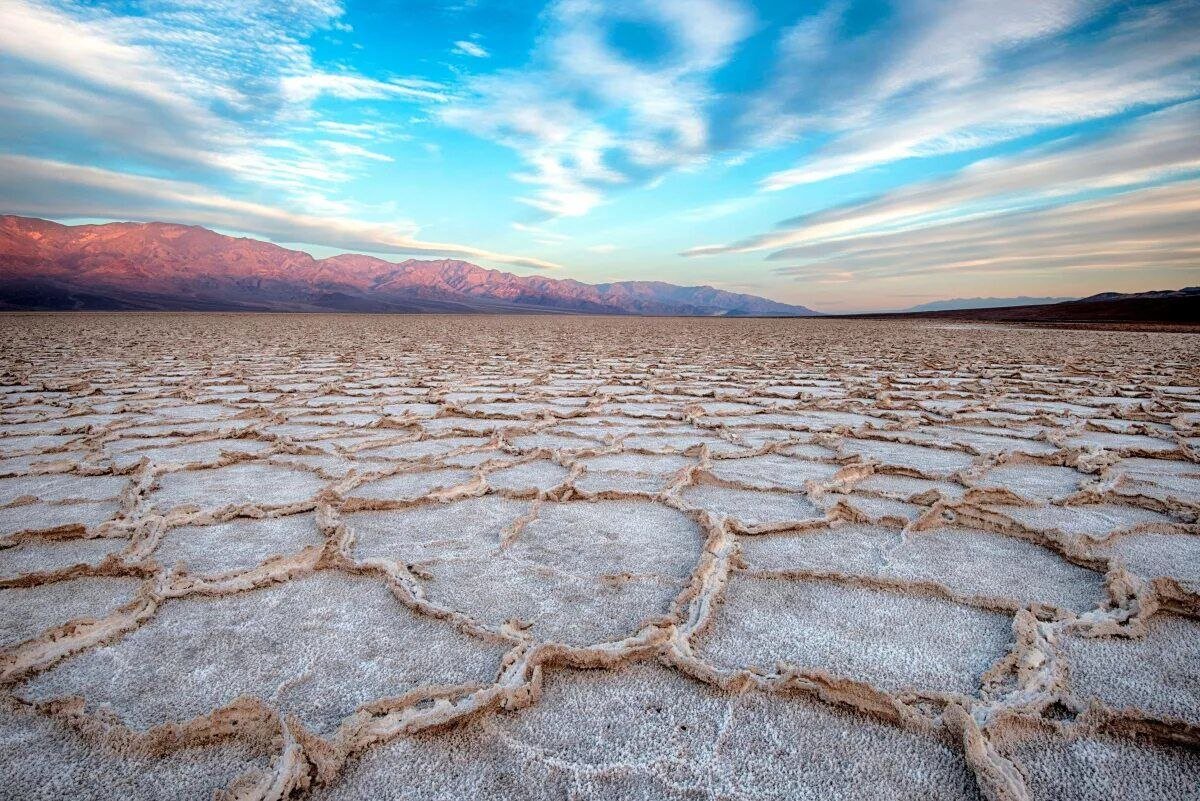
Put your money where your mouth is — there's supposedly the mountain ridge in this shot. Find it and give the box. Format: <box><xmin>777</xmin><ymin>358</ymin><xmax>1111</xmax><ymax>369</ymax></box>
<box><xmin>900</xmin><ymin>296</ymin><xmax>1077</xmax><ymax>313</ymax></box>
<box><xmin>0</xmin><ymin>216</ymin><xmax>820</xmax><ymax>316</ymax></box>
<box><xmin>837</xmin><ymin>287</ymin><xmax>1199</xmax><ymax>325</ymax></box>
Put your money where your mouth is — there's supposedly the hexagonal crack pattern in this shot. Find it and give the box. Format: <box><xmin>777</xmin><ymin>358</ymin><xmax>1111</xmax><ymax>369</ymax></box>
<box><xmin>0</xmin><ymin>313</ymin><xmax>1197</xmax><ymax>800</ymax></box>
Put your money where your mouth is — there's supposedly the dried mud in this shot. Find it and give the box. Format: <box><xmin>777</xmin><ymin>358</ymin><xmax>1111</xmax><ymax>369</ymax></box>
<box><xmin>0</xmin><ymin>312</ymin><xmax>1197</xmax><ymax>800</ymax></box>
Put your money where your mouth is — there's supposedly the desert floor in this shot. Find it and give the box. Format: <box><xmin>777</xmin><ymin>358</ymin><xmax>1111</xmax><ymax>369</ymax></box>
<box><xmin>0</xmin><ymin>313</ymin><xmax>1197</xmax><ymax>800</ymax></box>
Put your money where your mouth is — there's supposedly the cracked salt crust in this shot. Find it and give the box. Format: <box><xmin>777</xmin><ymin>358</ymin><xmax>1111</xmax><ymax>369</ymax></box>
<box><xmin>0</xmin><ymin>313</ymin><xmax>1197</xmax><ymax>799</ymax></box>
<box><xmin>0</xmin><ymin>700</ymin><xmax>273</xmax><ymax>801</ymax></box>
<box><xmin>347</xmin><ymin>469</ymin><xmax>475</xmax><ymax>502</ymax></box>
<box><xmin>0</xmin><ymin>499</ymin><xmax>121</xmax><ymax>539</ymax></box>
<box><xmin>0</xmin><ymin>536</ymin><xmax>128</xmax><ymax>582</ymax></box>
<box><xmin>147</xmin><ymin>463</ymin><xmax>326</xmax><ymax>513</ymax></box>
<box><xmin>485</xmin><ymin>460</ymin><xmax>570</xmax><ymax>493</ymax></box>
<box><xmin>0</xmin><ymin>474</ymin><xmax>127</xmax><ymax>505</ymax></box>
<box><xmin>154</xmin><ymin>513</ymin><xmax>325</xmax><ymax>576</ymax></box>
<box><xmin>0</xmin><ymin>577</ymin><xmax>142</xmax><ymax>648</ymax></box>
<box><xmin>415</xmin><ymin>500</ymin><xmax>701</xmax><ymax>645</ymax></box>
<box><xmin>682</xmin><ymin>484</ymin><xmax>822</xmax><ymax>528</ymax></box>
<box><xmin>706</xmin><ymin>453</ymin><xmax>840</xmax><ymax>491</ymax></box>
<box><xmin>347</xmin><ymin>496</ymin><xmax>531</xmax><ymax>561</ymax></box>
<box><xmin>698</xmin><ymin>575</ymin><xmax>1015</xmax><ymax>695</ymax></box>
<box><xmin>1096</xmin><ymin>531</ymin><xmax>1200</xmax><ymax>591</ymax></box>
<box><xmin>967</xmin><ymin>464</ymin><xmax>1089</xmax><ymax>503</ymax></box>
<box><xmin>1064</xmin><ymin>613</ymin><xmax>1200</xmax><ymax>726</ymax></box>
<box><xmin>995</xmin><ymin>718</ymin><xmax>1200</xmax><ymax>801</ymax></box>
<box><xmin>18</xmin><ymin>571</ymin><xmax>508</xmax><ymax>734</ymax></box>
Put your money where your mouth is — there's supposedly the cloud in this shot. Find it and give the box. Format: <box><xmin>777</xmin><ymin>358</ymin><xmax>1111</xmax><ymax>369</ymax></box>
<box><xmin>767</xmin><ymin>181</ymin><xmax>1200</xmax><ymax>282</ymax></box>
<box><xmin>319</xmin><ymin>140</ymin><xmax>394</xmax><ymax>162</ymax></box>
<box><xmin>0</xmin><ymin>154</ymin><xmax>561</xmax><ymax>270</ymax></box>
<box><xmin>452</xmin><ymin>39</ymin><xmax>489</xmax><ymax>58</ymax></box>
<box><xmin>512</xmin><ymin>222</ymin><xmax>568</xmax><ymax>243</ymax></box>
<box><xmin>433</xmin><ymin>0</ymin><xmax>1198</xmax><ymax>232</ymax></box>
<box><xmin>0</xmin><ymin>1</ymin><xmax>443</xmax><ymax>213</ymax></box>
<box><xmin>687</xmin><ymin>100</ymin><xmax>1200</xmax><ymax>259</ymax></box>
<box><xmin>279</xmin><ymin>73</ymin><xmax>446</xmax><ymax>104</ymax></box>
<box><xmin>753</xmin><ymin>0</ymin><xmax>1200</xmax><ymax>191</ymax></box>
<box><xmin>0</xmin><ymin>0</ymin><xmax>236</xmax><ymax>170</ymax></box>
<box><xmin>6</xmin><ymin>0</ymin><xmax>1195</xmax><ymax>299</ymax></box>
<box><xmin>313</xmin><ymin>120</ymin><xmax>402</xmax><ymax>141</ymax></box>
<box><xmin>678</xmin><ymin>195</ymin><xmax>765</xmax><ymax>222</ymax></box>
<box><xmin>439</xmin><ymin>0</ymin><xmax>753</xmax><ymax>218</ymax></box>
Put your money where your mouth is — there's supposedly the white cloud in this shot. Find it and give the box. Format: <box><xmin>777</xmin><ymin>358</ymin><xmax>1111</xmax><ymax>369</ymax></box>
<box><xmin>279</xmin><ymin>73</ymin><xmax>446</xmax><ymax>104</ymax></box>
<box><xmin>452</xmin><ymin>39</ymin><xmax>489</xmax><ymax>58</ymax></box>
<box><xmin>0</xmin><ymin>0</ymin><xmax>443</xmax><ymax>214</ymax></box>
<box><xmin>686</xmin><ymin>100</ymin><xmax>1200</xmax><ymax>258</ymax></box>
<box><xmin>767</xmin><ymin>181</ymin><xmax>1200</xmax><ymax>282</ymax></box>
<box><xmin>313</xmin><ymin>120</ymin><xmax>402</xmax><ymax>141</ymax></box>
<box><xmin>0</xmin><ymin>0</ymin><xmax>236</xmax><ymax>168</ymax></box>
<box><xmin>753</xmin><ymin>0</ymin><xmax>1200</xmax><ymax>191</ymax></box>
<box><xmin>866</xmin><ymin>0</ymin><xmax>1091</xmax><ymax>101</ymax></box>
<box><xmin>319</xmin><ymin>140</ymin><xmax>394</xmax><ymax>162</ymax></box>
<box><xmin>677</xmin><ymin>99</ymin><xmax>1200</xmax><ymax>290</ymax></box>
<box><xmin>439</xmin><ymin>0</ymin><xmax>753</xmax><ymax>218</ymax></box>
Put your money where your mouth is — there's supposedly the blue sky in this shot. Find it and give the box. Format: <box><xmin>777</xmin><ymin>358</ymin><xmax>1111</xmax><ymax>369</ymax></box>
<box><xmin>1</xmin><ymin>0</ymin><xmax>1197</xmax><ymax>311</ymax></box>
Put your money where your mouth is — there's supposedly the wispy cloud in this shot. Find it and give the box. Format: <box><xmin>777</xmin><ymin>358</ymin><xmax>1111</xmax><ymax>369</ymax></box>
<box><xmin>312</xmin><ymin>120</ymin><xmax>403</xmax><ymax>141</ymax></box>
<box><xmin>319</xmin><ymin>140</ymin><xmax>394</xmax><ymax>163</ymax></box>
<box><xmin>0</xmin><ymin>0</ymin><xmax>237</xmax><ymax>171</ymax></box>
<box><xmin>279</xmin><ymin>73</ymin><xmax>447</xmax><ymax>104</ymax></box>
<box><xmin>512</xmin><ymin>221</ymin><xmax>568</xmax><ymax>244</ymax></box>
<box><xmin>439</xmin><ymin>0</ymin><xmax>752</xmax><ymax>218</ymax></box>
<box><xmin>0</xmin><ymin>1</ymin><xmax>438</xmax><ymax>202</ymax></box>
<box><xmin>678</xmin><ymin>195</ymin><xmax>765</xmax><ymax>222</ymax></box>
<box><xmin>452</xmin><ymin>39</ymin><xmax>489</xmax><ymax>58</ymax></box>
<box><xmin>752</xmin><ymin>0</ymin><xmax>1200</xmax><ymax>191</ymax></box>
<box><xmin>687</xmin><ymin>101</ymin><xmax>1200</xmax><ymax>258</ymax></box>
<box><xmin>0</xmin><ymin>154</ymin><xmax>562</xmax><ymax>270</ymax></box>
<box><xmin>768</xmin><ymin>181</ymin><xmax>1200</xmax><ymax>282</ymax></box>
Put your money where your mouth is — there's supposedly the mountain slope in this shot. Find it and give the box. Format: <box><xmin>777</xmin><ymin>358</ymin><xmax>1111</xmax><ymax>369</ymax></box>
<box><xmin>844</xmin><ymin>287</ymin><xmax>1200</xmax><ymax>325</ymax></box>
<box><xmin>0</xmin><ymin>216</ymin><xmax>819</xmax><ymax>316</ymax></box>
<box><xmin>901</xmin><ymin>296</ymin><xmax>1076</xmax><ymax>312</ymax></box>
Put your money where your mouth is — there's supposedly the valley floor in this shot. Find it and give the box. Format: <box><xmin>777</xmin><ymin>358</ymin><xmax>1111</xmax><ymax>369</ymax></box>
<box><xmin>0</xmin><ymin>314</ymin><xmax>1197</xmax><ymax>800</ymax></box>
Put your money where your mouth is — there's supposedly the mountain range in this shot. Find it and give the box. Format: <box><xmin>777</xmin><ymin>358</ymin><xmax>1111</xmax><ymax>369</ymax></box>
<box><xmin>0</xmin><ymin>216</ymin><xmax>819</xmax><ymax>316</ymax></box>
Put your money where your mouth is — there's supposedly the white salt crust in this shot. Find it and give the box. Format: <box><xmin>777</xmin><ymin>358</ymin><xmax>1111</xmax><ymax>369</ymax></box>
<box><xmin>0</xmin><ymin>314</ymin><xmax>1196</xmax><ymax>800</ymax></box>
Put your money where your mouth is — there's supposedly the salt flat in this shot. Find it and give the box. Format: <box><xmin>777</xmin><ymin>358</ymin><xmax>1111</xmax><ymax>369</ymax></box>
<box><xmin>0</xmin><ymin>313</ymin><xmax>1197</xmax><ymax>800</ymax></box>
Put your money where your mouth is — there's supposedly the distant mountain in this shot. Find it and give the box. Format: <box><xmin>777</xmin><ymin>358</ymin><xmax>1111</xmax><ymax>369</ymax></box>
<box><xmin>0</xmin><ymin>216</ymin><xmax>820</xmax><ymax>317</ymax></box>
<box><xmin>901</xmin><ymin>296</ymin><xmax>1076</xmax><ymax>312</ymax></box>
<box><xmin>847</xmin><ymin>287</ymin><xmax>1199</xmax><ymax>325</ymax></box>
<box><xmin>1076</xmin><ymin>287</ymin><xmax>1200</xmax><ymax>303</ymax></box>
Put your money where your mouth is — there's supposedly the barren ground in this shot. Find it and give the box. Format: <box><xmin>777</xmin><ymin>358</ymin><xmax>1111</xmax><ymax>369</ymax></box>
<box><xmin>0</xmin><ymin>313</ymin><xmax>1197</xmax><ymax>800</ymax></box>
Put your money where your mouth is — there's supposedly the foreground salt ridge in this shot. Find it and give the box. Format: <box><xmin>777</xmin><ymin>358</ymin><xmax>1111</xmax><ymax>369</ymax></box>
<box><xmin>0</xmin><ymin>315</ymin><xmax>1196</xmax><ymax>800</ymax></box>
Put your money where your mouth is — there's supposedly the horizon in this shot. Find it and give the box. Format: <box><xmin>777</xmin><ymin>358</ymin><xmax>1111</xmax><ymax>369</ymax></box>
<box><xmin>1</xmin><ymin>1</ymin><xmax>1198</xmax><ymax>312</ymax></box>
<box><xmin>16</xmin><ymin>212</ymin><xmax>1196</xmax><ymax>316</ymax></box>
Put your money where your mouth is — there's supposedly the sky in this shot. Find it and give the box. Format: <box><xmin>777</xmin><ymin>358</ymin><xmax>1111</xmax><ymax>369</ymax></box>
<box><xmin>1</xmin><ymin>0</ymin><xmax>1198</xmax><ymax>312</ymax></box>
